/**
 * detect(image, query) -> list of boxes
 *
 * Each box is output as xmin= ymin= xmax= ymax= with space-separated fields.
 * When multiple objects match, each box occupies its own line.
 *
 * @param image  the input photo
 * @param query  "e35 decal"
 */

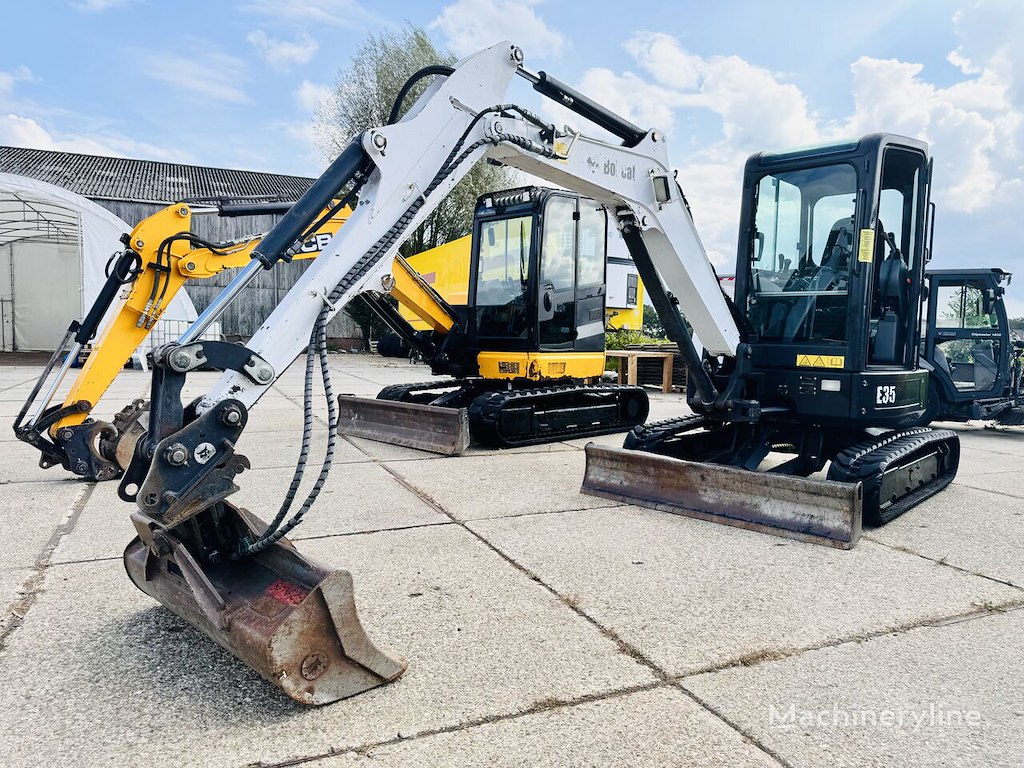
xmin=875 ymin=385 xmax=897 ymax=405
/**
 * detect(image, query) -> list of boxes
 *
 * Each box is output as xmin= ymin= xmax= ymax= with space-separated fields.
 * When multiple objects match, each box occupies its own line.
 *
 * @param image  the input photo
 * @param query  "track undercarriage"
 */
xmin=375 ymin=377 xmax=650 ymax=448
xmin=622 ymin=416 xmax=960 ymax=527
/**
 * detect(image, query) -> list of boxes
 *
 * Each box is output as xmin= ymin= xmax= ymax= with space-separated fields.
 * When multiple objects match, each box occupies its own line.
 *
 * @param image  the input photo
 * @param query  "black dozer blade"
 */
xmin=124 ymin=503 xmax=406 ymax=705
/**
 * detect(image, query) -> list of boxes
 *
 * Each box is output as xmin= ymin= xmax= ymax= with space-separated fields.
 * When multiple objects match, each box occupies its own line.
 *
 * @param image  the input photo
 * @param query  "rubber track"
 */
xmin=469 ymin=383 xmax=649 ymax=448
xmin=623 ymin=414 xmax=708 ymax=452
xmin=377 ymin=379 xmax=467 ymax=402
xmin=827 ymin=427 xmax=960 ymax=526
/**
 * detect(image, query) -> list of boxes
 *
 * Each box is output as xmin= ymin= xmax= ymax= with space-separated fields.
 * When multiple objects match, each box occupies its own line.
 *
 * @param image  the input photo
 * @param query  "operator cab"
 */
xmin=733 ymin=134 xmax=933 ymax=427
xmin=921 ymin=268 xmax=1013 ymax=403
xmin=468 ymin=187 xmax=607 ymax=356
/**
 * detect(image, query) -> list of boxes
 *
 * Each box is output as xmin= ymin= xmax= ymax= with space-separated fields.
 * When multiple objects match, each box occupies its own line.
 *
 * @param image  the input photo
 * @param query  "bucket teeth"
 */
xmin=124 ymin=504 xmax=406 ymax=705
xmin=337 ymin=395 xmax=470 ymax=455
xmin=581 ymin=443 xmax=863 ymax=549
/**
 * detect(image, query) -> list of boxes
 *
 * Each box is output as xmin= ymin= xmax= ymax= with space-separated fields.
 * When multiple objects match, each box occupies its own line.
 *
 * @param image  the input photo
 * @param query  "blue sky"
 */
xmin=2 ymin=0 xmax=1023 ymax=312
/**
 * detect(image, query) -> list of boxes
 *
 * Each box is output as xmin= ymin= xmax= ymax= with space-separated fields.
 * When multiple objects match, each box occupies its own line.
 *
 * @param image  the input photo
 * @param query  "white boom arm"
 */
xmin=195 ymin=41 xmax=740 ymax=413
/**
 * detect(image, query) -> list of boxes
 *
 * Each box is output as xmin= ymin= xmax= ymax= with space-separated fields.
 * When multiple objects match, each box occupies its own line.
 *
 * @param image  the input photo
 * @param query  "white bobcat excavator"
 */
xmin=93 ymin=42 xmax=958 ymax=704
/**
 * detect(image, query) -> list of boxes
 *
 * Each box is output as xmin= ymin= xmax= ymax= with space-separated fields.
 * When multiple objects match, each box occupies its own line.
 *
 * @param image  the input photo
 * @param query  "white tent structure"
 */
xmin=0 ymin=173 xmax=198 ymax=352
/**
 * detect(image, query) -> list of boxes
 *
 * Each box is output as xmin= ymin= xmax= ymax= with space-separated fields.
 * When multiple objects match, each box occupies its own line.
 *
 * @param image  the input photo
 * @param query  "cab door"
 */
xmin=537 ymin=195 xmax=607 ymax=351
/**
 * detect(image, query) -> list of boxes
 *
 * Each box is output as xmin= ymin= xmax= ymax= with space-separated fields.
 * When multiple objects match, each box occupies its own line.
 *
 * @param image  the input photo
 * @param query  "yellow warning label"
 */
xmin=857 ymin=228 xmax=875 ymax=263
xmin=796 ymin=354 xmax=845 ymax=369
xmin=554 ymin=140 xmax=571 ymax=163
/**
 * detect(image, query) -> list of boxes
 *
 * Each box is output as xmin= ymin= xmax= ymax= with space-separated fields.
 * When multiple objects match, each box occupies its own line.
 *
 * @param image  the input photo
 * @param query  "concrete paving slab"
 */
xmin=867 ymin=482 xmax=1024 ymax=586
xmin=0 ymin=567 xmax=31 ymax=634
xmin=234 ymin=427 xmax=371 ymax=469
xmin=51 ymin=460 xmax=448 ymax=564
xmin=0 ymin=525 xmax=654 ymax=768
xmin=388 ymin=450 xmax=624 ymax=521
xmin=684 ymin=608 xmax=1024 ymax=768
xmin=345 ymin=434 xmax=450 ymax=462
xmin=951 ymin=447 xmax=1022 ymax=478
xmin=954 ymin=471 xmax=1023 ymax=499
xmin=0 ymin=444 xmax=88 ymax=483
xmin=48 ymin=481 xmax=135 ymax=564
xmin=0 ymin=480 xmax=85 ymax=571
xmin=469 ymin=506 xmax=1022 ymax=677
xmin=318 ymin=686 xmax=780 ymax=767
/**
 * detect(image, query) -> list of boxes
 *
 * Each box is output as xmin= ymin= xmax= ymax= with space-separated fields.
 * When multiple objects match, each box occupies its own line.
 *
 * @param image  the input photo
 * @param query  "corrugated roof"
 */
xmin=0 ymin=146 xmax=316 ymax=204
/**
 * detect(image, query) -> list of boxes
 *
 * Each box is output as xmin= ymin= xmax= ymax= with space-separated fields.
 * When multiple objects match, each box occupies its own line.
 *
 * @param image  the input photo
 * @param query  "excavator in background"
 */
xmin=13 ymin=200 xmax=350 ymax=481
xmin=68 ymin=42 xmax=959 ymax=704
xmin=916 ymin=268 xmax=1024 ymax=426
xmin=392 ymin=220 xmax=645 ymax=334
xmin=340 ymin=185 xmax=651 ymax=453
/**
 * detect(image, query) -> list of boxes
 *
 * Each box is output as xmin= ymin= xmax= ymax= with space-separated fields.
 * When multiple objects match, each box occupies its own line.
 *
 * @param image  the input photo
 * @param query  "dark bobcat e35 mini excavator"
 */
xmin=77 ymin=42 xmax=958 ymax=704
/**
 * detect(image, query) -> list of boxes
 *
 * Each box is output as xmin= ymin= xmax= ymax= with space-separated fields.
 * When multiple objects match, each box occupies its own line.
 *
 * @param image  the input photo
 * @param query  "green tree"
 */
xmin=314 ymin=25 xmax=513 ymax=258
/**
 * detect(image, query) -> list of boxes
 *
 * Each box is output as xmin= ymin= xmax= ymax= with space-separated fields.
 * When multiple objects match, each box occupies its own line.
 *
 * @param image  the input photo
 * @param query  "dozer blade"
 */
xmin=124 ymin=504 xmax=407 ymax=705
xmin=581 ymin=443 xmax=863 ymax=549
xmin=337 ymin=395 xmax=470 ymax=455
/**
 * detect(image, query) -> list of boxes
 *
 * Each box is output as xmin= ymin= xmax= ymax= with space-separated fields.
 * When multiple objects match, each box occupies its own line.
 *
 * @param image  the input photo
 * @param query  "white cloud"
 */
xmin=0 ymin=66 xmax=35 ymax=95
xmin=545 ymin=20 xmax=1024 ymax=272
xmin=69 ymin=0 xmax=135 ymax=11
xmin=625 ymin=33 xmax=819 ymax=150
xmin=294 ymin=80 xmax=331 ymax=113
xmin=0 ymin=113 xmax=190 ymax=161
xmin=246 ymin=29 xmax=318 ymax=70
xmin=430 ymin=0 xmax=565 ymax=60
xmin=239 ymin=0 xmax=384 ymax=29
xmin=142 ymin=48 xmax=250 ymax=104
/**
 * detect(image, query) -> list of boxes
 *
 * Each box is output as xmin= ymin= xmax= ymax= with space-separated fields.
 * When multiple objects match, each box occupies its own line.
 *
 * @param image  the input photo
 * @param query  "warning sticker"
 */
xmin=796 ymin=354 xmax=845 ymax=369
xmin=857 ymin=228 xmax=875 ymax=263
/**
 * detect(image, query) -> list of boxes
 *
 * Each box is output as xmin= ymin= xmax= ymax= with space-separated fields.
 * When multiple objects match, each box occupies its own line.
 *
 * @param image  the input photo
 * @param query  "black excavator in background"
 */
xmin=916 ymin=268 xmax=1024 ymax=426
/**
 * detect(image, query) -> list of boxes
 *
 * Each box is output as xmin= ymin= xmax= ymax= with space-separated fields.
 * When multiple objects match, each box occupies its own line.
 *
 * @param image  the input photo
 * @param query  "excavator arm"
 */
xmin=12 ymin=201 xmax=349 ymax=480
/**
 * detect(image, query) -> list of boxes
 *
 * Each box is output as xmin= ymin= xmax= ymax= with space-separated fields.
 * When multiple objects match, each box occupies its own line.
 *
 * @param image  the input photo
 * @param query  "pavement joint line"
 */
xmin=246 ymin=680 xmax=670 ymax=768
xmin=0 ymin=482 xmax=95 ymax=652
xmin=44 ymin=522 xmax=460 ymax=570
xmin=376 ymin=459 xmax=792 ymax=767
xmin=949 ymin=479 xmax=1024 ymax=502
xmin=670 ymin=682 xmax=795 ymax=768
xmin=669 ymin=598 xmax=1024 ymax=682
xmin=1 ymin=374 xmax=48 ymax=394
xmin=458 ymin=502 xmax=627 ymax=523
xmin=863 ymin=535 xmax=1024 ymax=591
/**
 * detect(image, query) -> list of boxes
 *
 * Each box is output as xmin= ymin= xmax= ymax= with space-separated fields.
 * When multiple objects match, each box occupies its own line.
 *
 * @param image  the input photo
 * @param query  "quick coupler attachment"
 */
xmin=337 ymin=395 xmax=471 ymax=455
xmin=581 ymin=443 xmax=863 ymax=549
xmin=123 ymin=503 xmax=406 ymax=705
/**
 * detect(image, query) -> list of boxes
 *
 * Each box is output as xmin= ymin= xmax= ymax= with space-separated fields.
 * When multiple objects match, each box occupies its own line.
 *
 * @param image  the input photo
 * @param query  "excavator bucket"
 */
xmin=337 ymin=395 xmax=471 ymax=455
xmin=581 ymin=443 xmax=863 ymax=549
xmin=123 ymin=503 xmax=406 ymax=705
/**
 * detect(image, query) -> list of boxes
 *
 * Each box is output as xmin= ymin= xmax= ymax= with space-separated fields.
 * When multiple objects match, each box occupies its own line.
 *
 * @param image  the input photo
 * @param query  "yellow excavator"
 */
xmin=342 ymin=186 xmax=652 ymax=454
xmin=13 ymin=200 xmax=350 ymax=481
xmin=16 ymin=189 xmax=653 ymax=477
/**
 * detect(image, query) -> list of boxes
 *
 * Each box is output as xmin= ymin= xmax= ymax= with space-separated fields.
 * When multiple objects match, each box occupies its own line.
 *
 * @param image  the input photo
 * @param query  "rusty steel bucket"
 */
xmin=123 ymin=503 xmax=406 ymax=705
xmin=337 ymin=395 xmax=470 ymax=455
xmin=581 ymin=443 xmax=863 ymax=549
